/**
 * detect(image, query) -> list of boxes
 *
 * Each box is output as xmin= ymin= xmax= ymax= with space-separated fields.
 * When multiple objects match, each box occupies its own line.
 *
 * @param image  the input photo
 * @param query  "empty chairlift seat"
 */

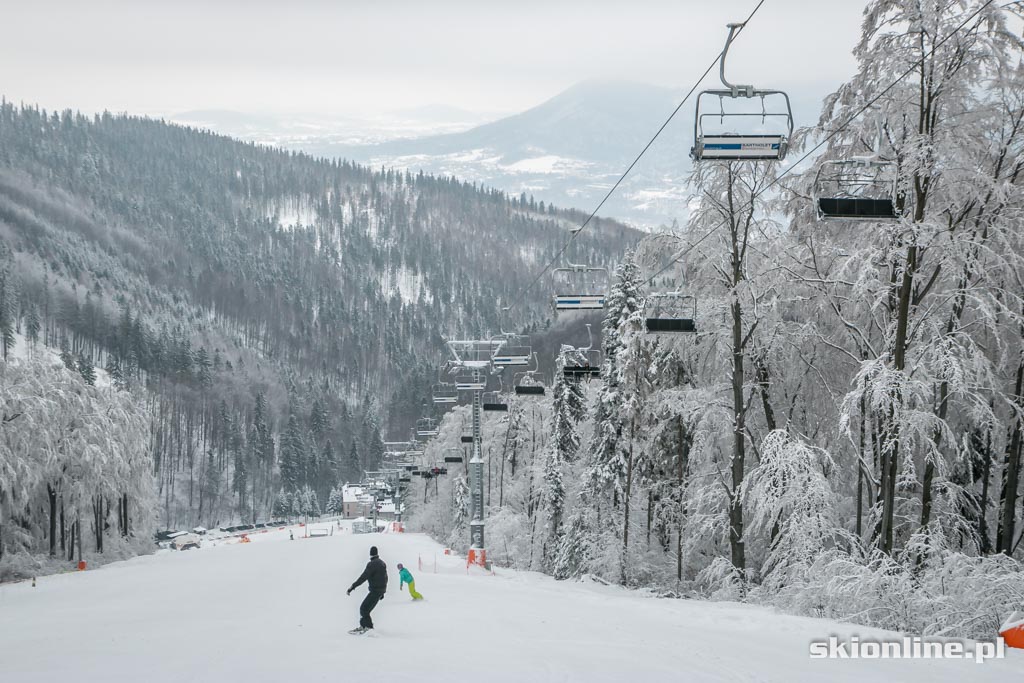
xmin=552 ymin=264 xmax=609 ymax=312
xmin=645 ymin=293 xmax=697 ymax=334
xmin=482 ymin=391 xmax=509 ymax=411
xmin=491 ymin=335 xmax=533 ymax=366
xmin=817 ymin=197 xmax=897 ymax=220
xmin=514 ymin=373 xmax=546 ymax=396
xmin=432 ymin=382 xmax=458 ymax=404
xmin=690 ymin=23 xmax=793 ymax=163
xmin=814 ymin=158 xmax=900 ymax=221
xmin=453 ymin=372 xmax=487 ymax=391
xmin=646 ymin=318 xmax=696 ymax=333
xmin=514 ymin=356 xmax=547 ymax=396
xmin=415 ymin=417 xmax=439 ymax=438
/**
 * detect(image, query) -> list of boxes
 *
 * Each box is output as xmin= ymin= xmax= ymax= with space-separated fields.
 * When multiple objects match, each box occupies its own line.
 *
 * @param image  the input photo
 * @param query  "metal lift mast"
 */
xmin=446 ymin=338 xmax=503 ymax=566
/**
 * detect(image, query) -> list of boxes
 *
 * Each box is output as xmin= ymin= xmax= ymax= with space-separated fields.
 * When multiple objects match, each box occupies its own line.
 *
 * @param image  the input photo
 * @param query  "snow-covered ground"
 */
xmin=1 ymin=528 xmax=1020 ymax=682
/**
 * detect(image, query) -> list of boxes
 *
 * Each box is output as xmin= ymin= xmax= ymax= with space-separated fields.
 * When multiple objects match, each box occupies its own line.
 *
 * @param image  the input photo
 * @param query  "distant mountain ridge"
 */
xmin=0 ymin=102 xmax=639 ymax=526
xmin=336 ymin=80 xmax=684 ymax=164
xmin=290 ymin=79 xmax=829 ymax=229
xmin=293 ymin=80 xmax=692 ymax=229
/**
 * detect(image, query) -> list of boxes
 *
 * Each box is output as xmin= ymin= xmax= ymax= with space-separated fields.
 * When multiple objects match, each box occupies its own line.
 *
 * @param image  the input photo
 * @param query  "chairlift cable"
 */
xmin=640 ymin=0 xmax=996 ymax=289
xmin=503 ymin=0 xmax=769 ymax=313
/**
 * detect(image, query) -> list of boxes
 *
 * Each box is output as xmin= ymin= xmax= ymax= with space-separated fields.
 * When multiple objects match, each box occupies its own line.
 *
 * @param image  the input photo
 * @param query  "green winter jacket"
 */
xmin=399 ymin=567 xmax=414 ymax=587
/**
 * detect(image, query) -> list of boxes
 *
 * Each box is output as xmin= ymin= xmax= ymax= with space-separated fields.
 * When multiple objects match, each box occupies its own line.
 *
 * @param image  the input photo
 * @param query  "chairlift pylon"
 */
xmin=447 ymin=339 xmax=504 ymax=369
xmin=691 ymin=23 xmax=794 ymax=162
xmin=645 ymin=292 xmax=697 ymax=334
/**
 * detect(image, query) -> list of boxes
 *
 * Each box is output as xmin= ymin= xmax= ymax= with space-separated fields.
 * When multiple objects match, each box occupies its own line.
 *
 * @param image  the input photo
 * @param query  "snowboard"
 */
xmin=349 ymin=627 xmax=372 ymax=635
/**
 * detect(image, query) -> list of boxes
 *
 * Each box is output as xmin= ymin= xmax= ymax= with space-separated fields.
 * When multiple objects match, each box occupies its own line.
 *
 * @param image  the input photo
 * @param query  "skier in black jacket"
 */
xmin=347 ymin=545 xmax=388 ymax=632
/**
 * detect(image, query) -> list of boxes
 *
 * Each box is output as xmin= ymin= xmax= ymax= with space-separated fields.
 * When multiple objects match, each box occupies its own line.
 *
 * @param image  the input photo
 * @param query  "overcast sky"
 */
xmin=1 ymin=0 xmax=866 ymax=118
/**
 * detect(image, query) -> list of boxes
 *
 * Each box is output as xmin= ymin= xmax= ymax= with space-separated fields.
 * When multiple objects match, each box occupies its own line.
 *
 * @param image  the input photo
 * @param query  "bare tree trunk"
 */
xmin=123 ymin=493 xmax=130 ymax=538
xmin=676 ymin=419 xmax=688 ymax=583
xmin=857 ymin=396 xmax=866 ymax=539
xmin=621 ymin=417 xmax=636 ymax=584
xmin=998 ymin=357 xmax=1023 ymax=554
xmin=646 ymin=489 xmax=653 ymax=547
xmin=729 ymin=297 xmax=747 ymax=571
xmin=48 ymin=484 xmax=58 ymax=557
xmin=726 ymin=168 xmax=748 ymax=573
xmin=979 ymin=426 xmax=993 ymax=554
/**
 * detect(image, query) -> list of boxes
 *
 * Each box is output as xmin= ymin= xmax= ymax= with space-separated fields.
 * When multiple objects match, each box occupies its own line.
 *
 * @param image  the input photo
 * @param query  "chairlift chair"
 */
xmin=482 ymin=374 xmax=509 ymax=411
xmin=645 ymin=292 xmax=697 ymax=334
xmin=483 ymin=390 xmax=509 ymax=411
xmin=514 ymin=354 xmax=547 ymax=396
xmin=563 ymin=350 xmax=602 ymax=378
xmin=553 ymin=264 xmax=609 ymax=311
xmin=691 ymin=23 xmax=794 ymax=162
xmin=415 ymin=417 xmax=439 ymax=438
xmin=431 ymin=364 xmax=459 ymax=404
xmin=561 ymin=325 xmax=602 ymax=378
xmin=452 ymin=368 xmax=487 ymax=391
xmin=813 ymin=156 xmax=900 ymax=221
xmin=431 ymin=382 xmax=458 ymax=404
xmin=491 ymin=333 xmax=533 ymax=366
xmin=443 ymin=448 xmax=464 ymax=464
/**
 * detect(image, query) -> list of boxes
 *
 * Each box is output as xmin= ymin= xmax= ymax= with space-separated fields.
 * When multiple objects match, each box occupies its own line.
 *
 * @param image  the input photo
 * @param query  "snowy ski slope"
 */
xmin=1 ymin=527 xmax=1021 ymax=682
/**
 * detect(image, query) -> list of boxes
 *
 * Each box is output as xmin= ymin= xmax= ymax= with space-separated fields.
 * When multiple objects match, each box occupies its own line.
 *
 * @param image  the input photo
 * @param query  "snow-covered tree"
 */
xmin=325 ymin=487 xmax=343 ymax=516
xmin=0 ymin=355 xmax=155 ymax=572
xmin=272 ymin=489 xmax=292 ymax=519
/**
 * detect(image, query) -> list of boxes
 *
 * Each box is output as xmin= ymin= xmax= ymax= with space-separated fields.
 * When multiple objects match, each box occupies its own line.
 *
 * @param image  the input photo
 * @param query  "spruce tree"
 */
xmin=76 ymin=353 xmax=96 ymax=386
xmin=346 ymin=438 xmax=361 ymax=483
xmin=279 ymin=412 xmax=306 ymax=492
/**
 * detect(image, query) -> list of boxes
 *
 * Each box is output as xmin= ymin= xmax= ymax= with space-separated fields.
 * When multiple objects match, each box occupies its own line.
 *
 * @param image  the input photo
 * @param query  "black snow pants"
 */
xmin=359 ymin=590 xmax=384 ymax=628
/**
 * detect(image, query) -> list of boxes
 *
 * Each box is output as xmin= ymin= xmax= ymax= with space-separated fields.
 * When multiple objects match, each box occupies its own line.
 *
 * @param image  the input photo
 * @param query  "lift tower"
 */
xmin=446 ymin=338 xmax=503 ymax=566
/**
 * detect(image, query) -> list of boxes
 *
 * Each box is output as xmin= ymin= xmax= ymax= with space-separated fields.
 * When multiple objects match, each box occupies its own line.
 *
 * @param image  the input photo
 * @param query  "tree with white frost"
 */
xmin=787 ymin=0 xmax=1024 ymax=555
xmin=0 ymin=355 xmax=154 ymax=570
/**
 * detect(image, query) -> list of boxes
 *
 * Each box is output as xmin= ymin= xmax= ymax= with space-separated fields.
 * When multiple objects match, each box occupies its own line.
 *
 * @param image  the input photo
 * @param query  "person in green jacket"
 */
xmin=396 ymin=563 xmax=423 ymax=600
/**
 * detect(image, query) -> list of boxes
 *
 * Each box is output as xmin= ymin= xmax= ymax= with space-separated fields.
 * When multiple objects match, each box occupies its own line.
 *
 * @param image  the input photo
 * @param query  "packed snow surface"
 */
xmin=1 ymin=527 xmax=1021 ymax=682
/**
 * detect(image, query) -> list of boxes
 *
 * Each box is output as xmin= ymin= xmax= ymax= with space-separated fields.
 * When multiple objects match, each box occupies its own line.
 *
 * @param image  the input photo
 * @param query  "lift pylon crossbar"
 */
xmin=447 ymin=340 xmax=505 ymax=369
